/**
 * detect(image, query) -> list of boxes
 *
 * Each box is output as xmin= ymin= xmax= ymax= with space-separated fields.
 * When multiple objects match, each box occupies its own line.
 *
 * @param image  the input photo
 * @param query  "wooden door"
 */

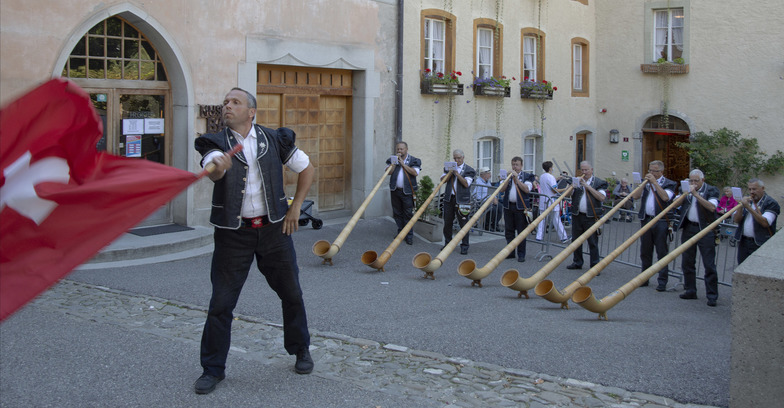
xmin=575 ymin=133 xmax=586 ymax=176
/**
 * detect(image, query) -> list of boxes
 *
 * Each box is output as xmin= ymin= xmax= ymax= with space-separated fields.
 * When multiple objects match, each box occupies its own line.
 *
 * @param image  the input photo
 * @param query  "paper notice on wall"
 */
xmin=144 ymin=118 xmax=164 ymax=134
xmin=126 ymin=135 xmax=142 ymax=157
xmin=122 ymin=119 xmax=144 ymax=135
xmin=732 ymin=187 xmax=743 ymax=202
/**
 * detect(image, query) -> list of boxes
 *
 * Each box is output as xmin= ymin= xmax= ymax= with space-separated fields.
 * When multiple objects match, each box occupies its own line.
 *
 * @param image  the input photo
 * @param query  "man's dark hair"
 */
xmin=511 ymin=156 xmax=523 ymax=165
xmin=542 ymin=161 xmax=553 ymax=172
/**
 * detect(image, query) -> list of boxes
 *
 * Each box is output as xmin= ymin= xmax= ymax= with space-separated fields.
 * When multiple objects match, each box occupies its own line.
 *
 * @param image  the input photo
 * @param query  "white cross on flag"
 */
xmin=0 ymin=79 xmax=200 ymax=321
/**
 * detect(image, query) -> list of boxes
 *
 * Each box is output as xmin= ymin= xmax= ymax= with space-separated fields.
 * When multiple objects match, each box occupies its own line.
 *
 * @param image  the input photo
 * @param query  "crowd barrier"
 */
xmin=425 ymin=183 xmax=739 ymax=287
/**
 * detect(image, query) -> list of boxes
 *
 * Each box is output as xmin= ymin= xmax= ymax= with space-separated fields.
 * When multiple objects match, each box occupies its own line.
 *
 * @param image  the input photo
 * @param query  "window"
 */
xmin=654 ymin=8 xmax=684 ymax=62
xmin=473 ymin=19 xmax=504 ymax=80
xmin=521 ymin=29 xmax=545 ymax=81
xmin=476 ymin=28 xmax=493 ymax=78
xmin=571 ymin=37 xmax=589 ymax=97
xmin=424 ymin=18 xmax=445 ymax=73
xmin=476 ymin=138 xmax=495 ymax=171
xmin=422 ymin=10 xmax=456 ymax=75
xmin=523 ymin=137 xmax=537 ymax=173
xmin=62 ymin=16 xmax=167 ymax=81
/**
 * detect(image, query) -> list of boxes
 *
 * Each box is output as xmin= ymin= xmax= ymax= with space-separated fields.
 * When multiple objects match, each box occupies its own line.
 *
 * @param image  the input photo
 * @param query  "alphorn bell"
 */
xmin=572 ymin=204 xmax=741 ymax=320
xmin=413 ymin=173 xmax=514 ymax=280
xmin=361 ymin=175 xmax=449 ymax=271
xmin=313 ymin=165 xmax=394 ymax=265
xmin=535 ymin=189 xmax=687 ymax=308
xmin=458 ymin=185 xmax=574 ymax=287
xmin=501 ymin=180 xmax=648 ymax=298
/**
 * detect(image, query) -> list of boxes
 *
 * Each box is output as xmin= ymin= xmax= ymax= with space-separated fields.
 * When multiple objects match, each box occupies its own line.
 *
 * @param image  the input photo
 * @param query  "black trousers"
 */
xmin=504 ymin=206 xmax=529 ymax=258
xmin=680 ymin=221 xmax=718 ymax=300
xmin=737 ymin=236 xmax=761 ymax=265
xmin=443 ymin=195 xmax=469 ymax=251
xmin=200 ymin=223 xmax=309 ymax=378
xmin=390 ymin=188 xmax=415 ymax=239
xmin=640 ymin=217 xmax=670 ymax=285
xmin=571 ymin=212 xmax=600 ymax=267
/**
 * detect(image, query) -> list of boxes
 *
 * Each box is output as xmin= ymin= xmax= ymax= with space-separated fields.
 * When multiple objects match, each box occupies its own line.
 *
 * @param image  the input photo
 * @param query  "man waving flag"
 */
xmin=0 ymin=79 xmax=200 ymax=321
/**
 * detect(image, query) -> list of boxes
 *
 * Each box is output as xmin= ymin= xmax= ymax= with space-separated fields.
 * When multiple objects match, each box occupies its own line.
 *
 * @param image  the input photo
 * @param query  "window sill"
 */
xmin=473 ymin=84 xmax=511 ymax=97
xmin=421 ymin=82 xmax=464 ymax=95
xmin=640 ymin=63 xmax=689 ymax=74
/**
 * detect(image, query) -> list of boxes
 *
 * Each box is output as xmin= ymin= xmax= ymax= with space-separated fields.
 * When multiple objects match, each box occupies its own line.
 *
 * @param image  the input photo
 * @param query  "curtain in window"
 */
xmin=573 ymin=45 xmax=582 ymax=90
xmin=672 ymin=9 xmax=684 ymax=55
xmin=654 ymin=10 xmax=668 ymax=60
xmin=523 ymin=36 xmax=536 ymax=81
xmin=524 ymin=138 xmax=535 ymax=173
xmin=425 ymin=19 xmax=445 ymax=73
xmin=478 ymin=29 xmax=492 ymax=78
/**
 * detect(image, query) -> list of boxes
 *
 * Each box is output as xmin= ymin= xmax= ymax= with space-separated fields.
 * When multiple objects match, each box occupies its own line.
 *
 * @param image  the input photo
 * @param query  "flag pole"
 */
xmin=197 ymin=143 xmax=244 ymax=178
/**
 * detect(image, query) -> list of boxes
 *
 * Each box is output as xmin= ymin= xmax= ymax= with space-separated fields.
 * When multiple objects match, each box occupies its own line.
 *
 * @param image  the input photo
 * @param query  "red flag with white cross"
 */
xmin=0 ymin=79 xmax=199 ymax=321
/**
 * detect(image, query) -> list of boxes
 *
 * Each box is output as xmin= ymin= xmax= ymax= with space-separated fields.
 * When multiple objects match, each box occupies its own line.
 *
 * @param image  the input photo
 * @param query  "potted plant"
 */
xmin=421 ymin=69 xmax=464 ymax=95
xmin=472 ymin=75 xmax=513 ymax=97
xmin=412 ymin=175 xmax=442 ymax=242
xmin=520 ymin=78 xmax=556 ymax=100
xmin=640 ymin=57 xmax=689 ymax=74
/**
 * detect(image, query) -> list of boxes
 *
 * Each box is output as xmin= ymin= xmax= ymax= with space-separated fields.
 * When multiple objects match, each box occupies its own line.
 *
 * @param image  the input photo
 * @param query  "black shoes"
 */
xmin=194 ymin=374 xmax=224 ymax=395
xmin=460 ymin=247 xmax=468 ymax=255
xmin=518 ymin=257 xmax=525 ymax=263
xmin=707 ymin=299 xmax=717 ymax=307
xmin=655 ymin=285 xmax=667 ymax=292
xmin=295 ymin=348 xmax=314 ymax=374
xmin=405 ymin=236 xmax=413 ymax=245
xmin=679 ymin=291 xmax=698 ymax=300
xmin=566 ymin=263 xmax=582 ymax=270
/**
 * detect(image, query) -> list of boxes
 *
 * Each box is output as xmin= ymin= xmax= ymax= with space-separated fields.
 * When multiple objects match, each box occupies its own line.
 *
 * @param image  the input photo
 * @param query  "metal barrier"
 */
xmin=425 ymin=183 xmax=738 ymax=286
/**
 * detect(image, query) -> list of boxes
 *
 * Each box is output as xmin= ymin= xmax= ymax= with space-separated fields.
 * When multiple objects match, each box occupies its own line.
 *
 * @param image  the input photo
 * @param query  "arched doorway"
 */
xmin=61 ymin=16 xmax=173 ymax=226
xmin=642 ymin=115 xmax=690 ymax=182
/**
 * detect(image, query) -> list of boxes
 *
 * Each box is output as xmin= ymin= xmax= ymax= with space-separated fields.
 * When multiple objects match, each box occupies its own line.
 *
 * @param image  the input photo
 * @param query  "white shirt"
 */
xmin=742 ymin=201 xmax=778 ymax=237
xmin=686 ymin=186 xmax=719 ymax=223
xmin=508 ymin=175 xmax=533 ymax=203
xmin=394 ymin=154 xmax=421 ymax=189
xmin=441 ymin=164 xmax=473 ymax=196
xmin=203 ymin=126 xmax=310 ymax=218
xmin=645 ymin=176 xmax=675 ymax=216
xmin=539 ymin=172 xmax=558 ymax=198
xmin=577 ymin=177 xmax=607 ymax=214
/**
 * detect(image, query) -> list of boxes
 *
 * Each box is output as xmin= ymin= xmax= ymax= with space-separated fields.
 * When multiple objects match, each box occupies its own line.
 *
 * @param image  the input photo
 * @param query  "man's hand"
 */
xmin=207 ymin=153 xmax=233 ymax=181
xmin=282 ymin=205 xmax=300 ymax=235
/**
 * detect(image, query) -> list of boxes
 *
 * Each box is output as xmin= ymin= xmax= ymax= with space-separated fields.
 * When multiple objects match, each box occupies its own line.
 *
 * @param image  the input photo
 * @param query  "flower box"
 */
xmin=640 ymin=63 xmax=689 ymax=74
xmin=473 ymin=84 xmax=511 ymax=97
xmin=520 ymin=88 xmax=553 ymax=100
xmin=421 ymin=82 xmax=464 ymax=95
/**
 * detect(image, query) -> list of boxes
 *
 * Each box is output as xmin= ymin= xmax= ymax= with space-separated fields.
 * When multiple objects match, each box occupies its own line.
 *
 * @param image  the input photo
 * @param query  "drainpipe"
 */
xmin=395 ymin=0 xmax=404 ymax=144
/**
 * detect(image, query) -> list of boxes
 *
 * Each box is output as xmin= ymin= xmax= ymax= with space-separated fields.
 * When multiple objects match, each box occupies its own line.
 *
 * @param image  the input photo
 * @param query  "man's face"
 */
xmin=580 ymin=164 xmax=593 ymax=179
xmin=222 ymin=90 xmax=255 ymax=130
xmin=648 ymin=165 xmax=663 ymax=178
xmin=481 ymin=171 xmax=491 ymax=181
xmin=688 ymin=174 xmax=704 ymax=190
xmin=748 ymin=182 xmax=764 ymax=201
xmin=396 ymin=143 xmax=408 ymax=157
xmin=453 ymin=153 xmax=464 ymax=166
xmin=511 ymin=160 xmax=522 ymax=172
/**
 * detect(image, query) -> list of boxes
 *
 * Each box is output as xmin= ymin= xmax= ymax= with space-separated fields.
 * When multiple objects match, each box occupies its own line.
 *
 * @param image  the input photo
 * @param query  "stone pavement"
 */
xmin=15 ymin=278 xmax=718 ymax=408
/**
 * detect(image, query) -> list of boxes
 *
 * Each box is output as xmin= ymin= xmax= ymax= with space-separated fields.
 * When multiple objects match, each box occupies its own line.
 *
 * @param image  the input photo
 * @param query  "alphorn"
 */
xmin=535 ymin=189 xmax=688 ymax=308
xmin=362 ymin=175 xmax=449 ymax=271
xmin=458 ymin=185 xmax=574 ymax=287
xmin=313 ymin=165 xmax=394 ymax=265
xmin=572 ymin=203 xmax=741 ymax=320
xmin=413 ymin=173 xmax=514 ymax=280
xmin=501 ymin=180 xmax=648 ymax=298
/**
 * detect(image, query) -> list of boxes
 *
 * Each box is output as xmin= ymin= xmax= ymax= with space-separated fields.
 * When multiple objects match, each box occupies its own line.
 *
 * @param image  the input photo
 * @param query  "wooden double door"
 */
xmin=256 ymin=65 xmax=353 ymax=212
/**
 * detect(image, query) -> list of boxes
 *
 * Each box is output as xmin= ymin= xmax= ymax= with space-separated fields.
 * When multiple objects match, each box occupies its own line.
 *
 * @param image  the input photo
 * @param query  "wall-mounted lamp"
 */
xmin=609 ymin=129 xmax=620 ymax=144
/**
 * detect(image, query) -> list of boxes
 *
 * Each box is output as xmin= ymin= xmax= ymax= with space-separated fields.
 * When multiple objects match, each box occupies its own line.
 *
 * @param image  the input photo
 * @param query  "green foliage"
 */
xmin=676 ymin=128 xmax=784 ymax=189
xmin=416 ymin=175 xmax=440 ymax=217
xmin=605 ymin=176 xmax=618 ymax=201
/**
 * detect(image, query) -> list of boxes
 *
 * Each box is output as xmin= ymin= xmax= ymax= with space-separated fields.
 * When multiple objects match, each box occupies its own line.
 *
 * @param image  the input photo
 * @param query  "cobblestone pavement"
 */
xmin=28 ymin=279 xmax=718 ymax=408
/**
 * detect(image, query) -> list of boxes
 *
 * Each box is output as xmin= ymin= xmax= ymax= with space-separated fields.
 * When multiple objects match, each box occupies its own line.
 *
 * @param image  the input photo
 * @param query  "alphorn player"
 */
xmin=676 ymin=169 xmax=720 ymax=306
xmin=385 ymin=141 xmax=422 ymax=245
xmin=733 ymin=178 xmax=780 ymax=265
xmin=441 ymin=149 xmax=476 ymax=255
xmin=632 ymin=160 xmax=678 ymax=290
xmin=566 ymin=161 xmax=608 ymax=270
xmin=500 ymin=156 xmax=536 ymax=262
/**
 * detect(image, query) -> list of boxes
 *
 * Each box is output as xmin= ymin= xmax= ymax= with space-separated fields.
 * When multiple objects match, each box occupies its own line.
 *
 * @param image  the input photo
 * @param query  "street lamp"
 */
xmin=609 ymin=129 xmax=620 ymax=144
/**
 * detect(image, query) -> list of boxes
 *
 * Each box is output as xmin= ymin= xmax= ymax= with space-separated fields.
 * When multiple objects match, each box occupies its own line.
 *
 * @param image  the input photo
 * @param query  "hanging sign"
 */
xmin=621 ymin=150 xmax=629 ymax=162
xmin=125 ymin=135 xmax=142 ymax=157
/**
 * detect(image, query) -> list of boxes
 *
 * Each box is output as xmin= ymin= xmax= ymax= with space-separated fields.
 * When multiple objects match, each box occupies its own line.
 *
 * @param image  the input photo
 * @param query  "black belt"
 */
xmin=241 ymin=215 xmax=271 ymax=228
xmin=684 ymin=220 xmax=700 ymax=228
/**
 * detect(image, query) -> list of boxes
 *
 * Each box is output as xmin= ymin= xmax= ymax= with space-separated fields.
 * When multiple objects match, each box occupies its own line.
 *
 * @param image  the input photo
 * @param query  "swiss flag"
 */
xmin=0 ymin=79 xmax=200 ymax=321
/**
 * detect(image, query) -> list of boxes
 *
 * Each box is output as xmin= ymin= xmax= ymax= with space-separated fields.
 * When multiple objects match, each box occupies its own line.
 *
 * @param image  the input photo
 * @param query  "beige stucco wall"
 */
xmin=1 ymin=0 xmax=399 ymax=225
xmin=402 ymin=0 xmax=598 ymax=182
